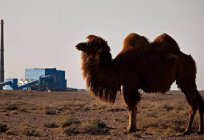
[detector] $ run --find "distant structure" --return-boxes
[0,19,5,89]
[25,68,67,91]
[2,68,67,91]
[0,20,70,91]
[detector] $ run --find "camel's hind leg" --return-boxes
[197,92,204,134]
[183,91,197,135]
[176,82,204,134]
[176,54,203,134]
[122,86,140,132]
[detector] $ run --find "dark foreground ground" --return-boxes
[0,90,204,140]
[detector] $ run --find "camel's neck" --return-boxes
[81,51,121,102]
[81,50,120,88]
[82,51,114,78]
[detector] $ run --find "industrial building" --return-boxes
[1,68,67,91]
[25,68,67,91]
[0,19,68,91]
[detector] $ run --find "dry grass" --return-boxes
[6,130,18,136]
[0,91,203,140]
[62,117,79,128]
[4,104,18,111]
[22,127,41,137]
[44,122,59,128]
[44,106,59,115]
[0,123,8,133]
[63,120,109,136]
[136,96,194,137]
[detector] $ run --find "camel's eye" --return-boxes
[87,41,102,53]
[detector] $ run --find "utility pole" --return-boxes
[0,19,5,88]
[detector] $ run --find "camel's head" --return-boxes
[76,35,110,55]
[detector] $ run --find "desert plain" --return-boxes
[0,90,204,140]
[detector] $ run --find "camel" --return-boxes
[76,33,204,134]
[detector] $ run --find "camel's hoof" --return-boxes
[127,129,136,133]
[197,130,204,134]
[127,127,136,133]
[183,131,190,135]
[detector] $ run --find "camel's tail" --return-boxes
[202,100,204,114]
[201,100,204,115]
[198,91,204,114]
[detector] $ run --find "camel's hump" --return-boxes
[123,33,150,51]
[152,33,180,52]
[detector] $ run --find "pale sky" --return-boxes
[0,0,204,90]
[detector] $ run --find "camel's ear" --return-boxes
[87,35,99,42]
[87,35,107,45]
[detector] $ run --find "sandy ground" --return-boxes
[0,90,204,140]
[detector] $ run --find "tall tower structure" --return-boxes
[0,19,5,85]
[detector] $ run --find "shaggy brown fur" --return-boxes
[122,33,150,52]
[76,33,204,134]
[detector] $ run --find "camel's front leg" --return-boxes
[122,85,141,133]
[127,107,137,132]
